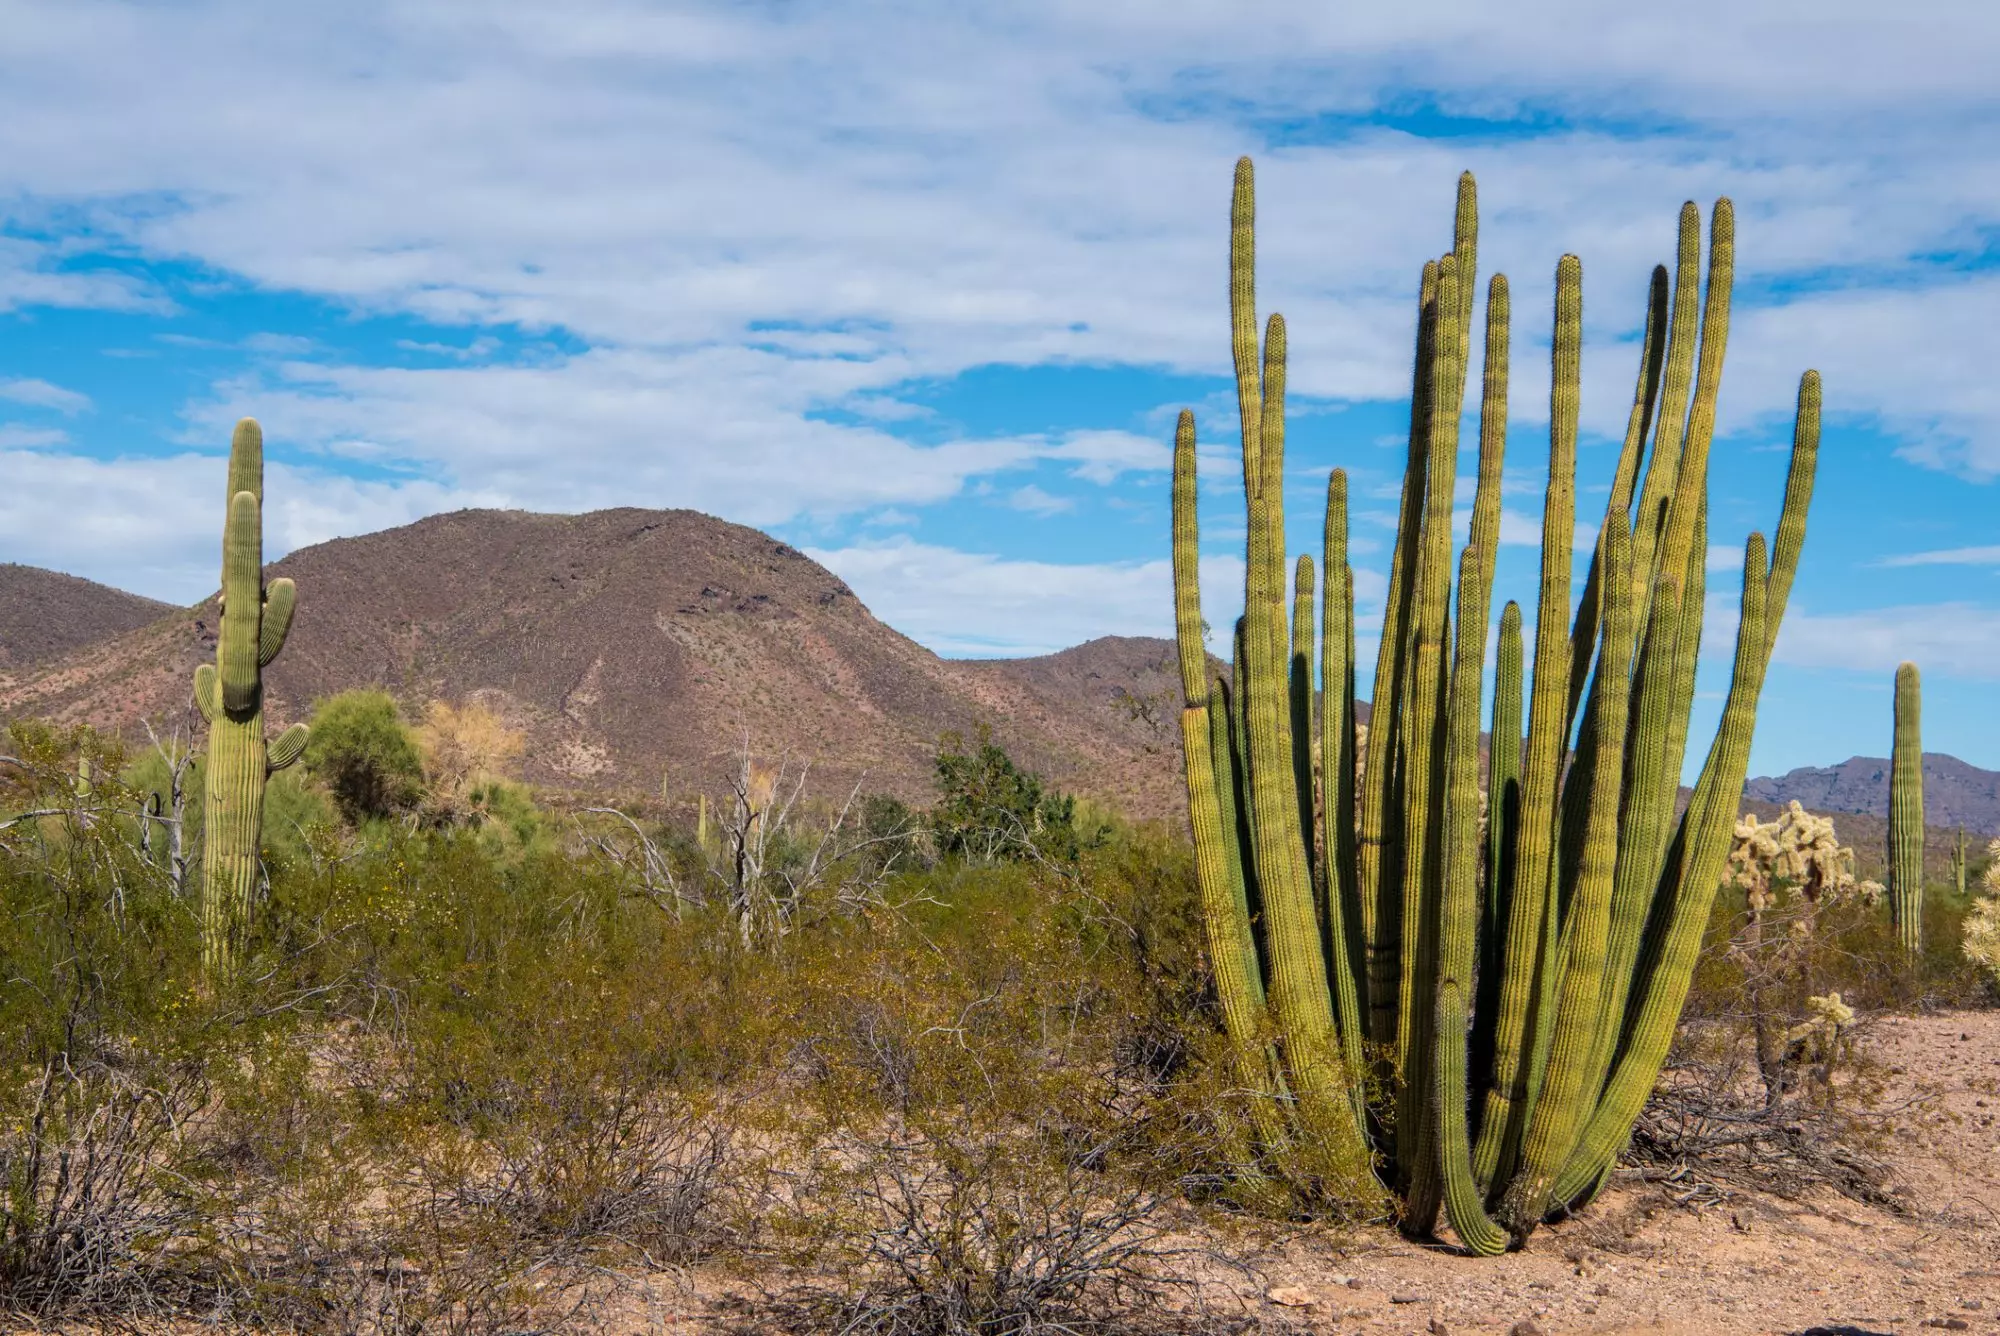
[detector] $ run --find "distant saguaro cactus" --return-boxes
[196,419,307,978]
[1171,157,1820,1250]
[1887,662,1924,955]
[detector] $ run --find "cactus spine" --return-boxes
[196,419,307,978]
[1170,158,1820,1249]
[1888,661,1924,954]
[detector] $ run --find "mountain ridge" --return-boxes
[0,508,1194,817]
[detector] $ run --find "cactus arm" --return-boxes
[260,577,296,667]
[1761,372,1818,666]
[1396,250,1470,1207]
[1230,158,1262,492]
[1173,407,1278,1063]
[1360,259,1441,1049]
[219,491,264,716]
[1472,253,1582,1190]
[1435,977,1512,1253]
[1240,312,1363,1156]
[1889,662,1925,953]
[1501,514,1635,1236]
[1291,556,1319,891]
[1431,534,1509,1251]
[1565,264,1669,737]
[1552,531,1770,1202]
[1172,411,1208,705]
[1471,601,1524,1152]
[267,723,309,773]
[1321,471,1368,1081]
[1629,205,1704,604]
[194,662,219,724]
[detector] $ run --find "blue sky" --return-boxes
[1,1,1996,781]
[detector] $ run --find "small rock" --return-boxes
[1429,1320,1450,1335]
[1510,1323,1547,1336]
[1346,1277,1365,1290]
[1391,1293,1424,1304]
[1593,1283,1612,1297]
[1266,1285,1317,1309]
[1922,1320,1970,1331]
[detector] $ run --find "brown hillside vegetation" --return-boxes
[0,563,173,671]
[0,508,1194,814]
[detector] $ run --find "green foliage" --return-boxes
[929,726,1083,864]
[302,688,425,824]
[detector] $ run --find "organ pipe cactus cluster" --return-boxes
[196,418,307,977]
[1170,158,1822,1250]
[1887,661,1924,954]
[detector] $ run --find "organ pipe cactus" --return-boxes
[1888,661,1924,954]
[196,418,307,978]
[1170,158,1821,1249]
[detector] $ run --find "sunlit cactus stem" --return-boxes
[1888,661,1924,954]
[196,418,307,979]
[1168,157,1818,1248]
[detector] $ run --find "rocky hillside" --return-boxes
[0,564,173,671]
[1746,752,2000,839]
[0,509,1196,817]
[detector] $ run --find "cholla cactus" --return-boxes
[1726,801,1877,916]
[1964,838,2000,986]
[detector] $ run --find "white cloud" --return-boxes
[1008,484,1073,516]
[0,377,91,413]
[1879,544,2000,568]
[1771,602,2000,680]
[805,537,1230,657]
[0,447,498,603]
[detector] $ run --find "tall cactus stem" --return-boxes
[1889,662,1925,955]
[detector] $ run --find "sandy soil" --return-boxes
[630,1009,2000,1336]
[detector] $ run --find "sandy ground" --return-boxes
[630,1009,2000,1336]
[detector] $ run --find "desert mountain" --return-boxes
[1746,753,2000,840]
[0,509,1195,817]
[0,563,174,671]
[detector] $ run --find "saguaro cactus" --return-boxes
[1888,661,1924,954]
[1171,158,1819,1250]
[196,419,307,978]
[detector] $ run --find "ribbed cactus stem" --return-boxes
[1321,470,1367,1085]
[197,418,305,979]
[1361,259,1441,1052]
[1552,531,1773,1203]
[1166,158,1816,1244]
[1472,252,1581,1190]
[1435,540,1508,1255]
[1889,661,1924,955]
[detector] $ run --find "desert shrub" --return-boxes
[0,725,236,1313]
[303,689,425,824]
[804,1125,1184,1336]
[930,727,1086,865]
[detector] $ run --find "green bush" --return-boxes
[930,726,1083,864]
[301,689,424,824]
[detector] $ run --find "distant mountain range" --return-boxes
[1746,753,2000,840]
[0,509,1195,817]
[0,564,173,671]
[5,507,1995,838]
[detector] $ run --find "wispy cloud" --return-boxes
[1879,545,2000,568]
[0,377,90,413]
